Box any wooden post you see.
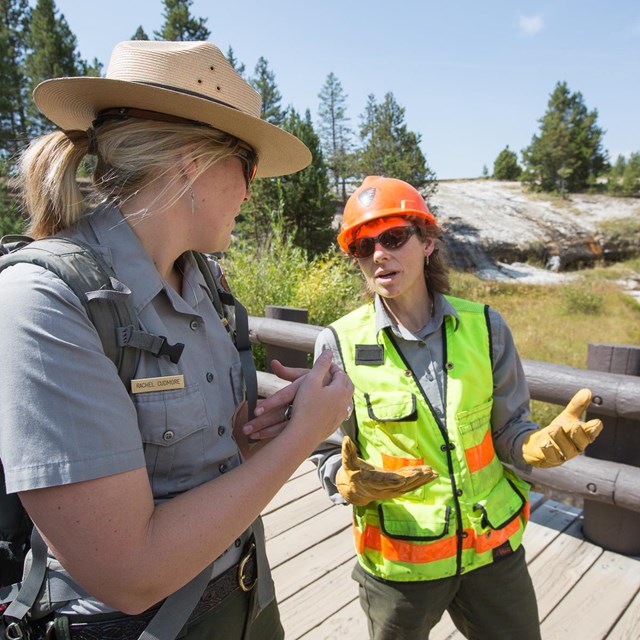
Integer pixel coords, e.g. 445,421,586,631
264,306,309,372
582,343,640,554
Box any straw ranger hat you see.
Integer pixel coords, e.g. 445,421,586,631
33,40,311,178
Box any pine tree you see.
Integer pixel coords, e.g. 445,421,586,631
24,0,85,134
358,92,436,197
607,155,626,195
131,25,149,40
492,146,522,180
279,108,336,256
621,152,640,197
226,47,245,77
0,0,29,159
521,81,608,193
317,72,353,201
154,0,210,41
250,57,284,125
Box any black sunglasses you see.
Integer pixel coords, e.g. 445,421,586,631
236,144,258,189
348,225,419,258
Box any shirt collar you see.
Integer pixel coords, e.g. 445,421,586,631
72,205,208,315
373,291,460,340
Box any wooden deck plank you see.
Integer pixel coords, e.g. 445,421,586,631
299,597,365,640
263,469,321,515
263,488,334,540
607,588,640,640
279,559,357,639
266,504,352,568
540,549,640,639
528,516,603,620
272,526,355,602
523,501,581,561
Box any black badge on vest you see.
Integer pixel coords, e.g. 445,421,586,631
355,344,384,365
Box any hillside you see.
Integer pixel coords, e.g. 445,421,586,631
430,180,640,288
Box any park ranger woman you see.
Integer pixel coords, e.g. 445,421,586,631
312,176,603,640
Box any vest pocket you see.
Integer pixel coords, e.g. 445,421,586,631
456,399,503,493
378,502,451,541
361,391,419,459
364,391,417,422
471,474,527,531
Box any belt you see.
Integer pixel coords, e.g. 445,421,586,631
42,542,257,640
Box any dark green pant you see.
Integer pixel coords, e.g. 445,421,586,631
353,545,541,640
177,588,283,640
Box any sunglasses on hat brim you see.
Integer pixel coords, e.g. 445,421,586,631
347,225,419,258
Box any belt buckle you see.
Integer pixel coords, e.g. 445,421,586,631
237,542,257,592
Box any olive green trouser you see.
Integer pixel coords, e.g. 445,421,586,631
353,545,541,640
176,588,283,640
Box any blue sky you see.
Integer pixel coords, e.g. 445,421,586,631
49,0,640,180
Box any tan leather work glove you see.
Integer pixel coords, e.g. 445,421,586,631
336,436,438,506
522,388,603,468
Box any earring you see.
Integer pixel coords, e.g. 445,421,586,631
189,185,196,215
425,254,430,267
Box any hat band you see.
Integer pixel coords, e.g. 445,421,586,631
137,81,242,112
93,107,213,129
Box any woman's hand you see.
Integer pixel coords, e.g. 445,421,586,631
239,360,309,443
240,350,353,447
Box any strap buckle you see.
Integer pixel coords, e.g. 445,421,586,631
237,542,257,592
4,620,33,640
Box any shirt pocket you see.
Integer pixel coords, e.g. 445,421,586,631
134,384,209,495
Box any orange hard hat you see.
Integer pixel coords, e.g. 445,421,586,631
337,176,435,253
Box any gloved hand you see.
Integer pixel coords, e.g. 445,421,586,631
522,388,603,468
336,436,438,506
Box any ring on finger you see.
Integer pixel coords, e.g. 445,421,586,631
284,404,293,421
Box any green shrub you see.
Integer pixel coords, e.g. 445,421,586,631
561,286,604,315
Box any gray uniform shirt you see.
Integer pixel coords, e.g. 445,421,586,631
311,293,538,504
0,205,250,613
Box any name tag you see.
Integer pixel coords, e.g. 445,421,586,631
131,375,185,394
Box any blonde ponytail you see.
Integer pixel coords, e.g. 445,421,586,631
19,130,89,238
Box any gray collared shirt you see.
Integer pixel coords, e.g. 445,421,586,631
0,204,249,612
311,293,538,504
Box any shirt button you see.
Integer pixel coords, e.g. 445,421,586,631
163,430,174,442
218,425,226,436
206,372,214,383
445,362,454,370
456,489,463,497
461,531,469,539
418,341,425,348
235,538,242,548
190,319,199,331
403,370,412,377
219,463,228,473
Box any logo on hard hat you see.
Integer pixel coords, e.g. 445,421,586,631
358,188,376,208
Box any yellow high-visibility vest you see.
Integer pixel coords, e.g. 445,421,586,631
330,296,530,582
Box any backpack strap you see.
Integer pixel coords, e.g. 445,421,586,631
0,237,186,387
192,252,257,420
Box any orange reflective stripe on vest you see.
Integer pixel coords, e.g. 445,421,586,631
355,514,526,562
380,452,424,470
464,429,496,473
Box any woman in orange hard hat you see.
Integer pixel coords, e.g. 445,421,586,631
309,176,602,639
